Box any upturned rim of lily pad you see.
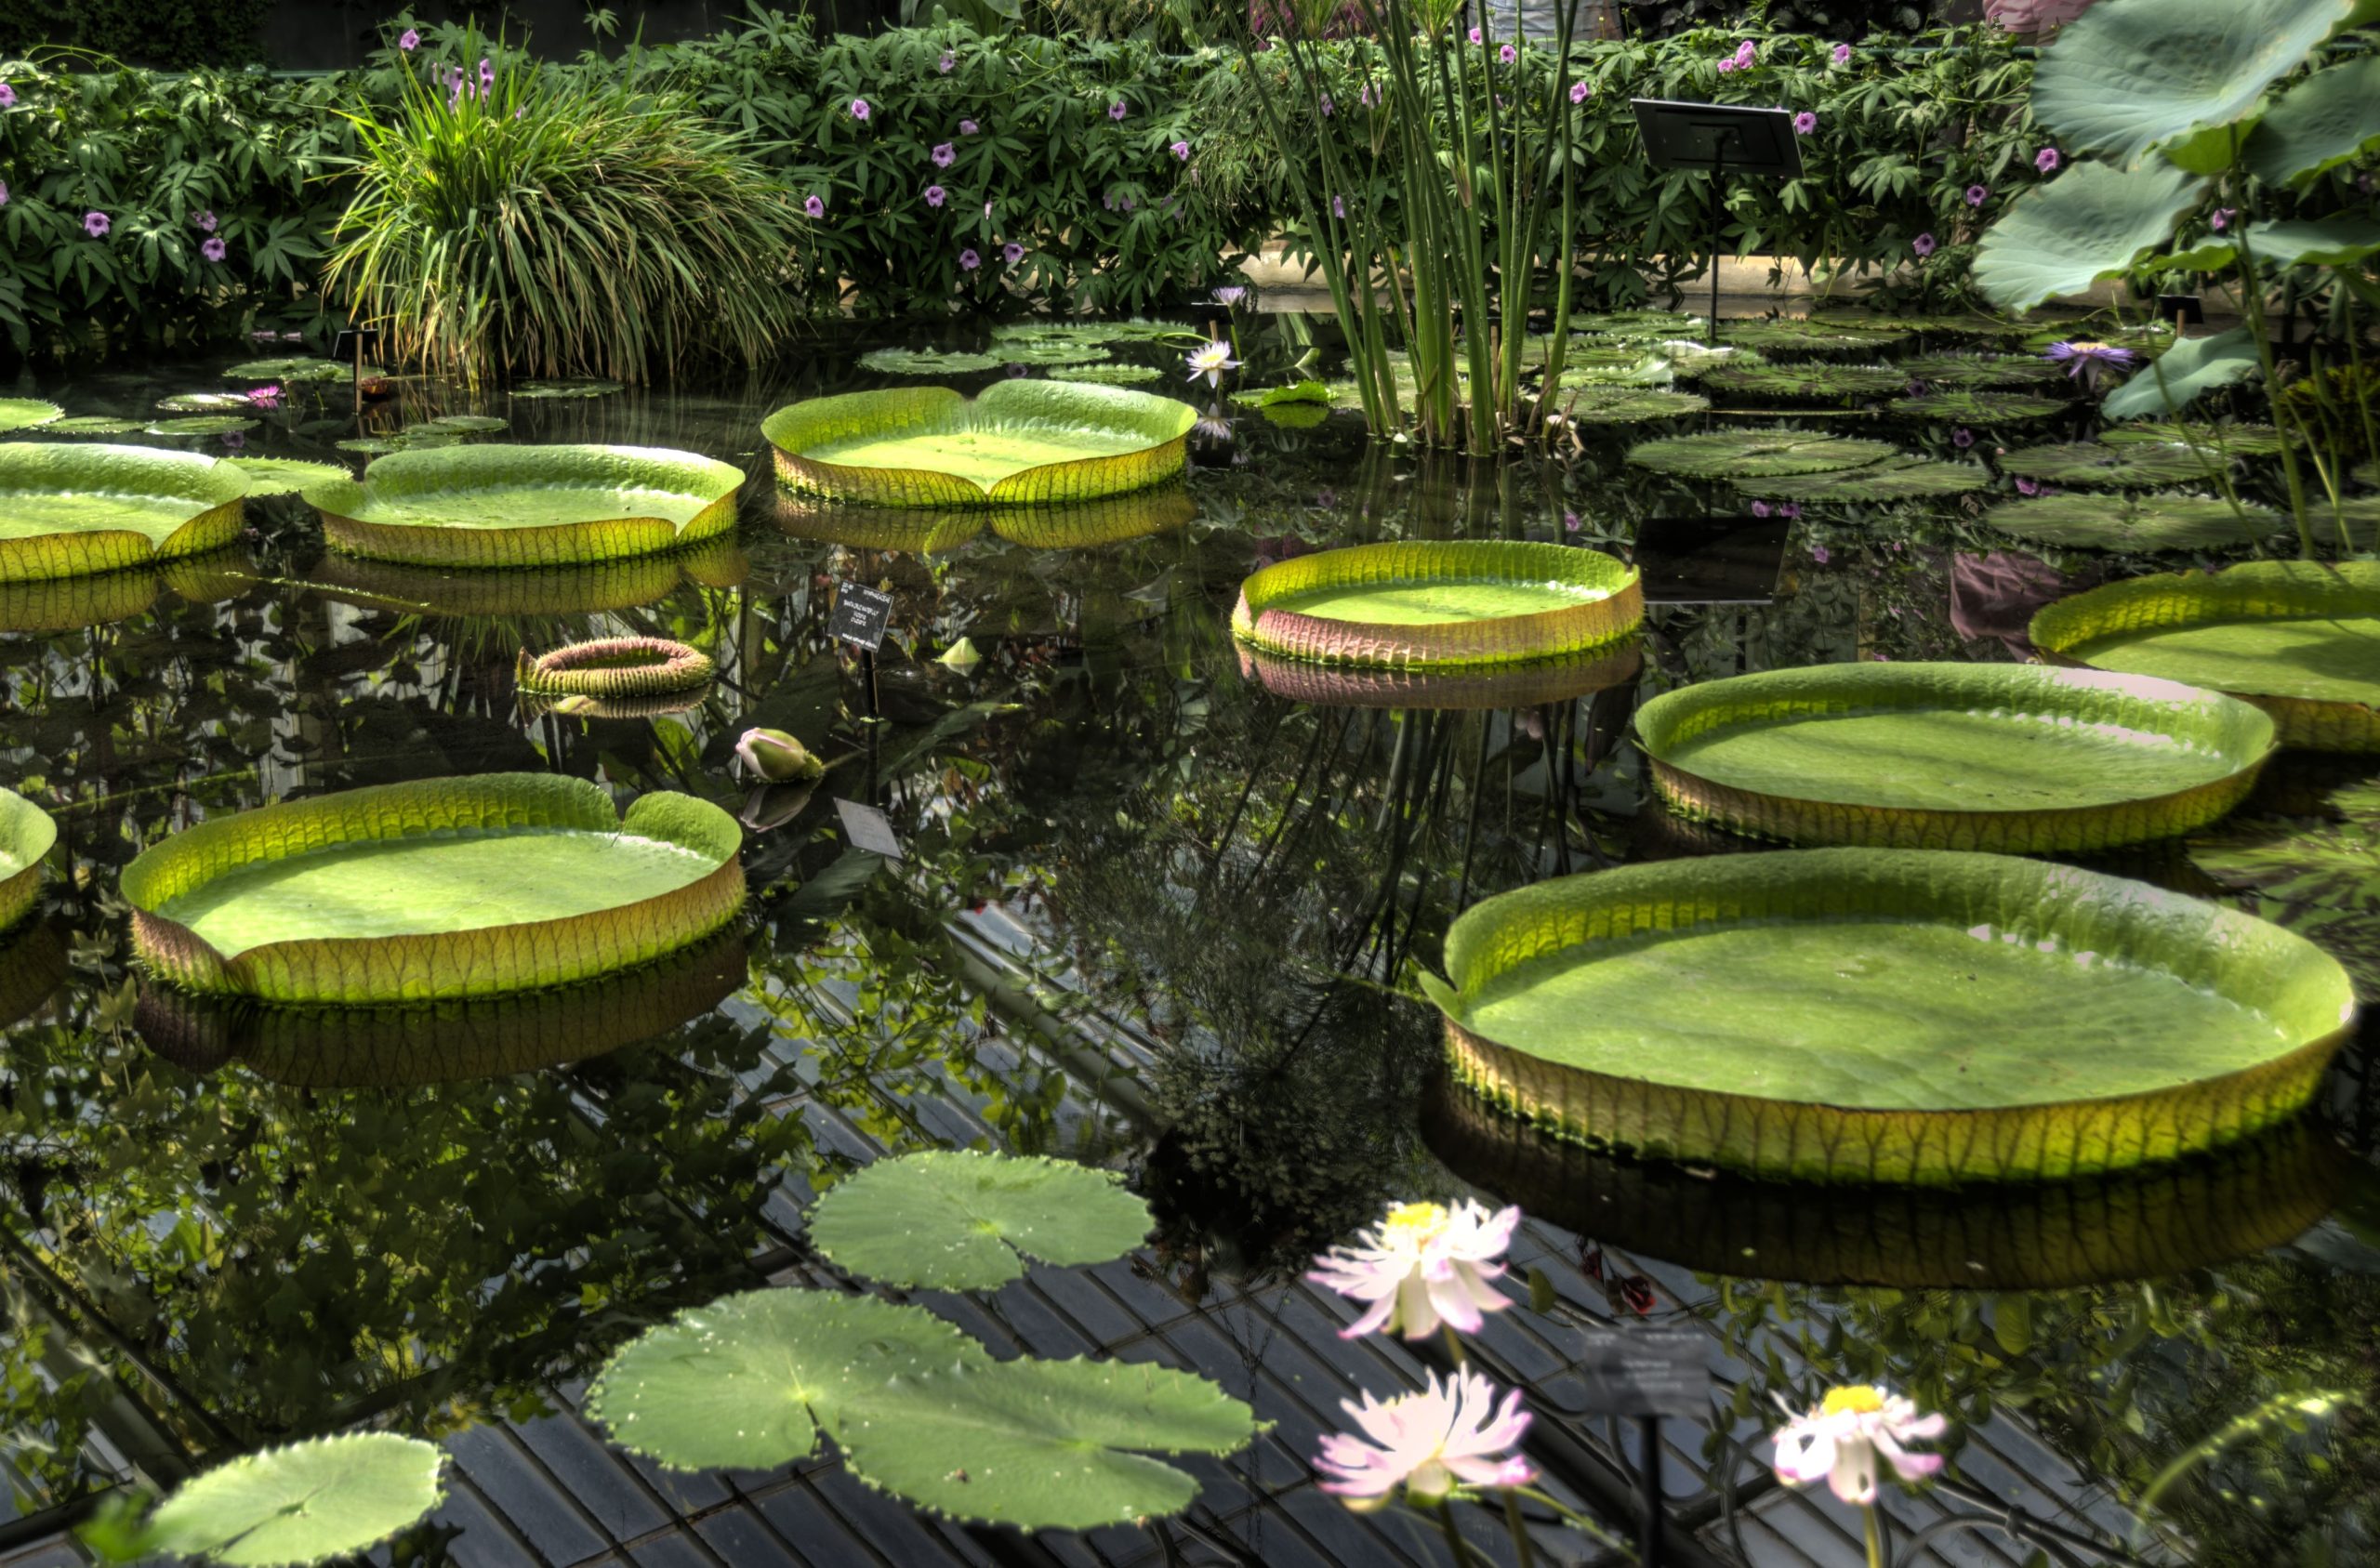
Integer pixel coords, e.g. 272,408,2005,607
0,546,251,634
0,788,58,936
303,443,745,570
310,537,746,619
1236,637,1644,710
1231,540,1644,670
762,381,1198,507
0,442,247,584
1421,847,2355,1185
124,773,747,1005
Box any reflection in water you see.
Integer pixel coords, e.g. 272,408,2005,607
0,547,254,635
309,536,748,619
774,482,1197,552
1236,636,1644,711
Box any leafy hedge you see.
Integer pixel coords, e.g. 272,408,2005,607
0,12,2044,363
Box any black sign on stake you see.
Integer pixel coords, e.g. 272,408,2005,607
1575,1325,1710,1567
828,582,894,652
834,797,903,860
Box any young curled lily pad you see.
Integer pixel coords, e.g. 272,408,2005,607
1559,387,1711,424
1627,429,1897,480
808,1150,1152,1289
1697,362,1910,400
141,1433,444,1568
860,346,1001,376
1998,441,2222,489
0,399,62,431
1747,457,1990,503
515,635,715,699
148,416,261,437
1890,390,2067,422
1983,494,2281,551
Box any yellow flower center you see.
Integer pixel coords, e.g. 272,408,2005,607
1821,1385,1886,1416
1382,1202,1450,1246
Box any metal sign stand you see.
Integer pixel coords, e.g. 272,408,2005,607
1630,100,1805,346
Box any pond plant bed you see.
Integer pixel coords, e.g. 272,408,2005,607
0,443,246,582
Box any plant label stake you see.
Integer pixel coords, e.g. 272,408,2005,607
1574,1325,1708,1568
829,581,894,720
332,326,381,416
2159,293,2206,337
834,797,902,860
1629,101,1804,347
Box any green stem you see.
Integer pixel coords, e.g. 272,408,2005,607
1501,1489,1540,1568
1436,1498,1472,1567
1864,1505,1885,1568
1441,1323,1468,1366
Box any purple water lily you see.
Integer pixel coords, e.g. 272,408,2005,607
932,141,956,167
1213,285,1248,307
1792,111,1817,135
959,247,980,270
804,193,826,218
83,211,110,238
925,184,946,207
201,237,226,262
2045,339,2140,391
1911,231,1937,257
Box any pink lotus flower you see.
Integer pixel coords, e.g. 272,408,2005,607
1307,1199,1519,1340
735,728,825,783
1831,43,1852,64
1170,139,1190,160
247,383,280,406
1771,1385,1946,1506
398,28,419,49
851,99,871,122
1002,242,1025,264
804,193,826,218
1569,80,1590,103
1965,184,1990,207
2035,146,2060,172
1316,1369,1536,1512
959,118,978,134
959,247,980,270
1109,99,1128,121
925,185,946,207
1911,231,1937,257
1792,111,1817,135
932,141,956,167
201,237,227,263
937,51,955,72
83,211,110,238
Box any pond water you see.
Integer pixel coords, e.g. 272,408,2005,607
0,313,2373,1568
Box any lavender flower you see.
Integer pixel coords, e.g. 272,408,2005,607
1109,99,1128,121
83,211,110,238
1563,510,1580,533
1171,138,1190,160
194,209,218,232
398,29,418,50
959,117,978,134
2016,476,2042,495
2211,207,2236,232
851,98,871,122
1831,42,1852,64
1213,285,1248,307
925,185,946,207
959,247,980,270
1718,58,1738,73
1793,111,1817,135
804,193,826,218
478,57,493,91
1780,504,1801,520
201,237,226,262
1752,501,1773,519
1002,241,1025,264
1965,184,1990,207
0,181,9,206
1316,1370,1536,1513
937,50,955,72
1468,25,1482,42
932,141,956,167
1811,545,1831,563
1569,80,1593,104
2044,339,2140,391
1911,231,1937,257
1735,39,1757,66
1319,94,1334,117
0,83,16,110
1332,194,1347,218
2035,146,2059,172
1952,427,1974,449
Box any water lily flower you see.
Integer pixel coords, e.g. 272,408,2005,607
1792,111,1817,135
851,98,871,121
1569,80,1591,103
1316,1369,1536,1512
1911,231,1937,257
2210,207,2236,232
1952,426,1975,449
1965,184,1990,207
735,728,826,784
1307,1198,1519,1339
1771,1385,1946,1506
925,185,946,207
2045,339,2140,390
932,141,956,167
1185,339,1240,389
959,246,980,270
1500,43,1517,63
1109,99,1128,120
83,211,110,238
2035,146,2059,172
247,383,280,406
201,237,227,263
937,50,955,72
398,27,419,49
1213,285,1248,307
1831,42,1852,64
959,118,978,134
1171,138,1191,160
804,193,826,218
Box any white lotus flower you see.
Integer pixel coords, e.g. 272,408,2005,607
1771,1384,1947,1505
1185,339,1240,389
1316,1367,1536,1511
1306,1198,1519,1340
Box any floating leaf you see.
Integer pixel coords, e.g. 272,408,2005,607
859,346,1001,376
1900,353,2066,389
1808,311,2020,339
0,443,245,583
144,1433,444,1568
1716,323,1898,356
1698,362,1910,399
1569,309,1701,336
1230,379,1332,408
1560,387,1711,424
0,399,62,431
156,392,258,413
222,358,353,383
809,1151,1152,1289
1999,441,2223,488
1051,362,1161,385
45,416,147,435
1628,429,1897,480
2244,54,2380,187
1260,401,1329,428
1975,163,2206,314
221,457,351,496
425,414,509,432
2102,420,2289,456
996,339,1115,367
148,416,260,437
509,379,624,399
1749,457,1990,503
1983,493,2281,550
1890,390,2066,422
337,437,402,455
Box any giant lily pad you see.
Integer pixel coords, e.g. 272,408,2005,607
1231,540,1642,669
1900,353,2066,389
0,399,62,431
1419,848,2355,1184
1716,323,1898,356
1637,662,2274,853
1998,441,2223,489
311,545,733,619
1746,457,1990,503
45,416,147,435
140,1433,445,1568
0,548,249,635
859,346,1001,376
1558,388,1711,424
224,357,354,383
1051,362,1162,386
808,1150,1153,1289
2032,560,2380,751
1983,493,2281,551
764,382,1197,507
0,442,245,582
1237,639,1643,710
1975,163,2206,314
1627,430,1897,480
304,443,743,568
2102,421,2290,456
1697,362,1910,400
1889,390,2066,422
0,788,57,933
125,773,746,1004
221,457,351,496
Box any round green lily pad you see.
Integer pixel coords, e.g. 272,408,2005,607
155,392,258,413
1570,309,1701,336
125,773,746,1004
808,1150,1153,1289
765,382,1197,507
1051,362,1162,385
1900,352,2067,388
45,416,148,435
1890,390,2067,422
1628,429,1898,480
1232,540,1643,669
424,414,509,433
1982,493,2281,551
2032,560,2380,751
860,347,1001,376
1559,387,1712,423
1999,441,2224,489
305,443,743,568
2102,421,2290,456
223,358,353,383
1697,362,1909,399
1421,848,2355,1184
145,1433,445,1568
995,338,1114,367
336,437,402,455
0,399,62,432
1748,457,1990,503
1637,661,2274,852
221,457,351,496
148,415,261,437
0,442,246,583
509,379,624,399
1717,322,1899,355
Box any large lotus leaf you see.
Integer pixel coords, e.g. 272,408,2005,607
2102,421,2290,456
835,1358,1263,1530
306,443,743,568
1975,163,2205,314
2030,0,2360,165
2242,216,2380,269
1697,362,1909,400
587,1290,985,1471
1560,387,1711,424
0,788,57,933
1983,494,2281,551
1627,430,1896,479
1421,848,2354,1184
2099,328,2262,421
1999,441,2224,488
1890,390,2065,422
1901,353,2066,389
0,399,61,431
123,773,746,1003
222,457,350,496
809,1151,1152,1289
765,382,1197,507
860,347,1001,376
143,1434,444,1568
1748,457,1990,503
2244,55,2380,187
0,442,246,583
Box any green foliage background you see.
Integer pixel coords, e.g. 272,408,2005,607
0,0,271,69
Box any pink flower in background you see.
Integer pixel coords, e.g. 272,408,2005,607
1717,58,1737,73
1332,194,1347,218
959,246,980,270
803,193,826,218
984,200,994,217
2016,476,2042,495
2211,207,2237,232
1792,112,1817,135
1171,139,1191,160
1468,26,1482,42
83,211,110,238
1831,43,1852,64
851,98,871,121
1569,80,1590,103
201,237,227,262
1965,184,1990,207
1500,43,1516,63
478,57,493,90
1911,232,1937,257
1109,99,1128,121
959,118,978,134
194,210,218,231
397,29,419,50
2035,146,2060,172
1316,1370,1536,1512
0,84,13,109
1002,241,1025,264
1780,504,1801,520
1752,501,1773,518
247,383,280,406
924,185,946,207
1307,1199,1519,1340
1564,510,1580,532
1771,1385,1946,1506
1984,0,2098,33
937,50,955,72
0,181,10,205
1735,39,1757,66
1811,545,1831,563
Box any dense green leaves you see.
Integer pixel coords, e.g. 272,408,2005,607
808,1150,1152,1288
1974,163,2204,313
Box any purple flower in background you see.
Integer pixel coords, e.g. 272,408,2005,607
1965,184,1990,207
959,247,980,270
1792,111,1816,135
1318,93,1335,117
0,181,10,205
1360,85,1375,107
398,28,419,49
1171,138,1191,160
1752,501,1773,518
925,184,946,207
2016,476,2042,495
479,57,493,92
932,141,956,167
1003,241,1025,264
1500,43,1516,63
201,236,226,262
959,117,978,134
938,51,955,72
194,209,218,232
1717,58,1738,73
804,192,826,217
1333,194,1347,218
2045,339,2140,391
1468,26,1482,43
1811,545,1831,563
851,98,871,121
1952,427,1975,449
2035,146,2059,172
83,211,110,238
1780,504,1801,520
1831,43,1852,64
1735,39,1757,66
1563,510,1580,533
0,83,15,108
2211,207,2236,232
1911,231,1937,257
1109,99,1128,121
1569,80,1590,103
220,430,245,450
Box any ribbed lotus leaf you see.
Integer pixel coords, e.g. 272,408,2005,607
516,635,716,698
764,382,1197,507
1899,353,2067,387
1233,540,1643,669
1627,429,1897,479
1890,390,2067,422
143,1433,445,1568
1998,441,2223,488
0,788,57,933
1420,847,2355,1184
0,442,246,583
223,357,355,383
1983,493,2281,551
0,399,62,431
859,346,1001,376
125,773,746,1004
305,443,743,568
1636,662,2274,852
1558,388,1711,424
2101,421,2290,456
1697,362,1910,400
2031,560,2380,750
1715,322,1899,356
1748,457,1992,503
808,1150,1154,1289
1421,1081,2345,1289
133,925,746,1087
1237,637,1643,709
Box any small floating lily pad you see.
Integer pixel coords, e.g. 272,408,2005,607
1559,387,1711,424
155,392,258,413
46,416,148,435
1718,322,1900,355
424,414,509,433
1637,662,2275,852
2101,421,2290,456
1627,429,1898,479
1570,310,1701,336
143,1433,445,1568
808,1150,1153,1289
1890,390,2067,422
1051,362,1161,385
1749,456,1990,503
1697,362,1910,399
860,346,1002,376
516,635,715,699
221,457,351,496
509,379,624,399
337,437,403,455
0,400,62,432
1421,848,2355,1184
1982,493,2281,551
1808,311,2020,339
148,415,260,437
1999,441,2224,489
223,358,353,383
996,338,1114,367
1900,352,2067,388
0,442,246,582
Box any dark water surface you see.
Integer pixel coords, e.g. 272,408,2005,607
0,317,2373,1568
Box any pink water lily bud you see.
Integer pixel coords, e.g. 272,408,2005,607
735,727,825,783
